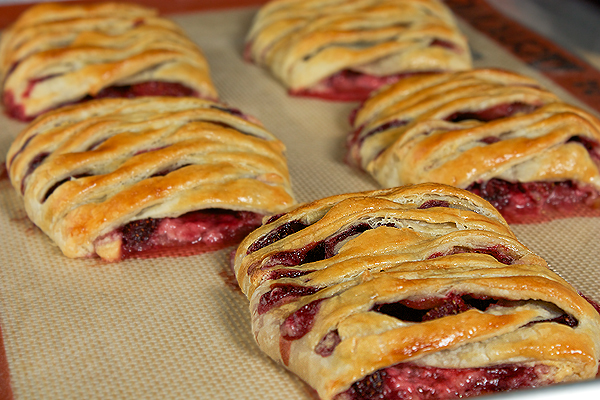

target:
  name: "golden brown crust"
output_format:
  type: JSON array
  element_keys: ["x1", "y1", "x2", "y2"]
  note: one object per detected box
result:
[
  {"x1": 245, "y1": 0, "x2": 471, "y2": 92},
  {"x1": 233, "y1": 183, "x2": 600, "y2": 400},
  {"x1": 348, "y1": 68, "x2": 600, "y2": 190},
  {"x1": 7, "y1": 97, "x2": 295, "y2": 260},
  {"x1": 0, "y1": 2, "x2": 217, "y2": 120}
]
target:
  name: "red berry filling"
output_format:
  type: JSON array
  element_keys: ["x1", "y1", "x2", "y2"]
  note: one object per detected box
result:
[
  {"x1": 247, "y1": 219, "x2": 309, "y2": 254},
  {"x1": 290, "y1": 71, "x2": 435, "y2": 102},
  {"x1": 3, "y1": 81, "x2": 201, "y2": 122},
  {"x1": 20, "y1": 152, "x2": 49, "y2": 194},
  {"x1": 347, "y1": 119, "x2": 408, "y2": 165},
  {"x1": 373, "y1": 292, "x2": 577, "y2": 327},
  {"x1": 258, "y1": 283, "x2": 320, "y2": 315},
  {"x1": 261, "y1": 223, "x2": 372, "y2": 268},
  {"x1": 265, "y1": 268, "x2": 315, "y2": 281},
  {"x1": 280, "y1": 298, "x2": 325, "y2": 340},
  {"x1": 315, "y1": 329, "x2": 342, "y2": 357},
  {"x1": 444, "y1": 102, "x2": 540, "y2": 123},
  {"x1": 466, "y1": 179, "x2": 600, "y2": 224},
  {"x1": 428, "y1": 244, "x2": 517, "y2": 265},
  {"x1": 89, "y1": 81, "x2": 198, "y2": 99},
  {"x1": 114, "y1": 209, "x2": 263, "y2": 260},
  {"x1": 338, "y1": 363, "x2": 551, "y2": 400},
  {"x1": 418, "y1": 200, "x2": 450, "y2": 209}
]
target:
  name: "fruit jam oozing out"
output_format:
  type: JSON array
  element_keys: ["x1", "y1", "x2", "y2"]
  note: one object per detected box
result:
[
  {"x1": 247, "y1": 219, "x2": 309, "y2": 254},
  {"x1": 291, "y1": 70, "x2": 439, "y2": 102},
  {"x1": 444, "y1": 102, "x2": 539, "y2": 123},
  {"x1": 337, "y1": 363, "x2": 551, "y2": 400},
  {"x1": 466, "y1": 179, "x2": 600, "y2": 224},
  {"x1": 312, "y1": 292, "x2": 577, "y2": 360},
  {"x1": 428, "y1": 244, "x2": 517, "y2": 265},
  {"x1": 4, "y1": 81, "x2": 199, "y2": 122},
  {"x1": 116, "y1": 209, "x2": 263, "y2": 259},
  {"x1": 372, "y1": 292, "x2": 577, "y2": 327}
]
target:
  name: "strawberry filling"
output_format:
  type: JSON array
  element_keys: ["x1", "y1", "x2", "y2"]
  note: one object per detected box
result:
[
  {"x1": 290, "y1": 70, "x2": 432, "y2": 102},
  {"x1": 337, "y1": 363, "x2": 551, "y2": 400},
  {"x1": 96, "y1": 209, "x2": 264, "y2": 260},
  {"x1": 466, "y1": 179, "x2": 600, "y2": 224},
  {"x1": 3, "y1": 81, "x2": 200, "y2": 122}
]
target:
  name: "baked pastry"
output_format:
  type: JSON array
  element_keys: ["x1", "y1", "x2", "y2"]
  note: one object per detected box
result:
[
  {"x1": 6, "y1": 97, "x2": 295, "y2": 261},
  {"x1": 0, "y1": 2, "x2": 217, "y2": 121},
  {"x1": 244, "y1": 0, "x2": 471, "y2": 101},
  {"x1": 348, "y1": 69, "x2": 600, "y2": 223},
  {"x1": 233, "y1": 183, "x2": 600, "y2": 400}
]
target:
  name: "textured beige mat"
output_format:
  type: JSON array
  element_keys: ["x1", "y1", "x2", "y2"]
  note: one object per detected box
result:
[{"x1": 0, "y1": 6, "x2": 598, "y2": 400}]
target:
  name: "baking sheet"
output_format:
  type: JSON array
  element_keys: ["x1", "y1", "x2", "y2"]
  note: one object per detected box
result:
[{"x1": 0, "y1": 5, "x2": 599, "y2": 400}]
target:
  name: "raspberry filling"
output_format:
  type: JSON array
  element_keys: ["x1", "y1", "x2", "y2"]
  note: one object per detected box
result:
[
  {"x1": 258, "y1": 283, "x2": 320, "y2": 315},
  {"x1": 105, "y1": 209, "x2": 263, "y2": 260},
  {"x1": 337, "y1": 363, "x2": 551, "y2": 400},
  {"x1": 290, "y1": 70, "x2": 429, "y2": 102},
  {"x1": 4, "y1": 80, "x2": 200, "y2": 122},
  {"x1": 90, "y1": 81, "x2": 197, "y2": 99},
  {"x1": 280, "y1": 298, "x2": 325, "y2": 341},
  {"x1": 20, "y1": 152, "x2": 48, "y2": 194},
  {"x1": 372, "y1": 292, "x2": 577, "y2": 327},
  {"x1": 444, "y1": 102, "x2": 539, "y2": 123},
  {"x1": 418, "y1": 200, "x2": 450, "y2": 209},
  {"x1": 260, "y1": 223, "x2": 374, "y2": 269},
  {"x1": 315, "y1": 330, "x2": 341, "y2": 357},
  {"x1": 247, "y1": 219, "x2": 309, "y2": 254},
  {"x1": 466, "y1": 179, "x2": 600, "y2": 224},
  {"x1": 427, "y1": 244, "x2": 517, "y2": 265}
]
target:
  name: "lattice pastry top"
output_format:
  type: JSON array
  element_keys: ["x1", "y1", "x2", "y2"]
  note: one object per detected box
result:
[
  {"x1": 233, "y1": 183, "x2": 600, "y2": 400},
  {"x1": 348, "y1": 69, "x2": 600, "y2": 222},
  {"x1": 244, "y1": 0, "x2": 471, "y2": 101},
  {"x1": 0, "y1": 2, "x2": 218, "y2": 121},
  {"x1": 7, "y1": 97, "x2": 295, "y2": 261}
]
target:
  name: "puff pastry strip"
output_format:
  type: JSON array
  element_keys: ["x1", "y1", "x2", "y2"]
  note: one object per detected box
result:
[
  {"x1": 0, "y1": 2, "x2": 217, "y2": 121},
  {"x1": 348, "y1": 69, "x2": 600, "y2": 222},
  {"x1": 233, "y1": 183, "x2": 600, "y2": 400},
  {"x1": 244, "y1": 0, "x2": 471, "y2": 101},
  {"x1": 6, "y1": 97, "x2": 295, "y2": 261}
]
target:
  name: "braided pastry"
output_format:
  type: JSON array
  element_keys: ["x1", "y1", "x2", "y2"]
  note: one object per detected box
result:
[
  {"x1": 244, "y1": 0, "x2": 471, "y2": 101},
  {"x1": 348, "y1": 69, "x2": 600, "y2": 222},
  {"x1": 234, "y1": 183, "x2": 600, "y2": 400},
  {"x1": 0, "y1": 2, "x2": 217, "y2": 121},
  {"x1": 6, "y1": 97, "x2": 295, "y2": 261}
]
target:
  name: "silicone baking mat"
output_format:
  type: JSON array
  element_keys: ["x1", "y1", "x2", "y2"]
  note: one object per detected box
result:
[{"x1": 0, "y1": 3, "x2": 599, "y2": 400}]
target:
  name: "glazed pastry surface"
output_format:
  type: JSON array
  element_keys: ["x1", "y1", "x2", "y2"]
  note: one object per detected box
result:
[
  {"x1": 233, "y1": 183, "x2": 600, "y2": 400},
  {"x1": 7, "y1": 97, "x2": 295, "y2": 260},
  {"x1": 348, "y1": 69, "x2": 600, "y2": 221},
  {"x1": 0, "y1": 2, "x2": 217, "y2": 121},
  {"x1": 245, "y1": 0, "x2": 471, "y2": 100}
]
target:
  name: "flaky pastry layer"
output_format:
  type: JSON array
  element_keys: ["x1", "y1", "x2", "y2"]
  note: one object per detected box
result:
[
  {"x1": 7, "y1": 97, "x2": 295, "y2": 260},
  {"x1": 233, "y1": 183, "x2": 600, "y2": 400},
  {"x1": 0, "y1": 2, "x2": 218, "y2": 120}
]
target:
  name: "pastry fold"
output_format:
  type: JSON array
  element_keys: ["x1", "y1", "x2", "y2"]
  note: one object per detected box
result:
[
  {"x1": 245, "y1": 0, "x2": 471, "y2": 101},
  {"x1": 0, "y1": 2, "x2": 217, "y2": 121},
  {"x1": 348, "y1": 69, "x2": 600, "y2": 222},
  {"x1": 7, "y1": 97, "x2": 295, "y2": 260},
  {"x1": 234, "y1": 183, "x2": 600, "y2": 400}
]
